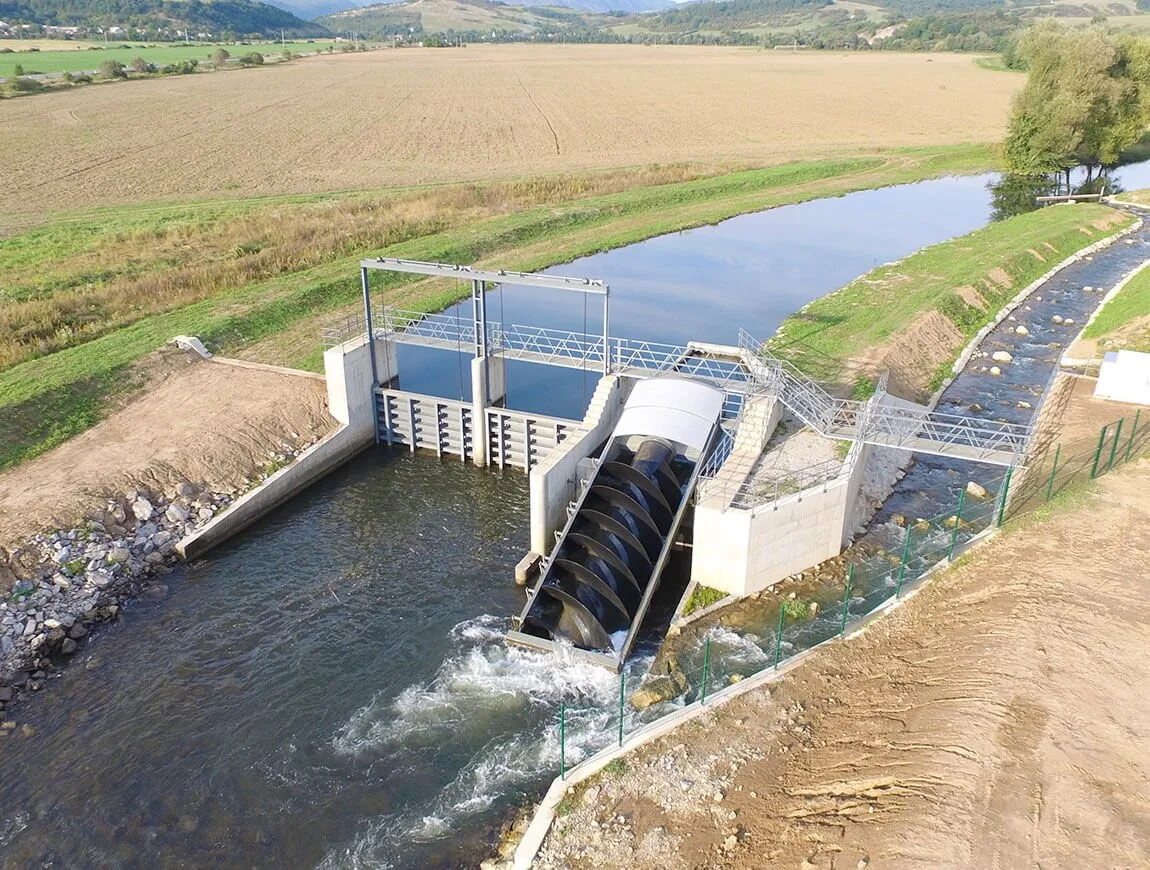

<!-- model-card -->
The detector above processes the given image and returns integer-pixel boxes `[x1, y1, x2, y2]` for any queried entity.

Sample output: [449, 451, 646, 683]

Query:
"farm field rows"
[0, 45, 1020, 223]
[0, 41, 343, 77]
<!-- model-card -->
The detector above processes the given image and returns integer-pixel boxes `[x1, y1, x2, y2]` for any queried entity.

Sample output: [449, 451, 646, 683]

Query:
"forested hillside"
[0, 0, 327, 36]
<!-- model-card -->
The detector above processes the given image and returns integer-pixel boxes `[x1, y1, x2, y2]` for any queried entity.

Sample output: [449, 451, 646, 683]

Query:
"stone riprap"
[0, 442, 314, 719]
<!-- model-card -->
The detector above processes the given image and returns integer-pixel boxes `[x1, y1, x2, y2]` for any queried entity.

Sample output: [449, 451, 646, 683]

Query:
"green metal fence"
[549, 408, 1150, 779]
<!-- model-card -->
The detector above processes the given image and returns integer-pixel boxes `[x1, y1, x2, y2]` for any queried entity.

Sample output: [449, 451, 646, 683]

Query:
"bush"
[129, 56, 156, 74]
[282, 50, 297, 60]
[13, 63, 23, 76]
[238, 51, 264, 66]
[161, 59, 199, 75]
[211, 48, 231, 69]
[98, 59, 127, 79]
[8, 77, 43, 93]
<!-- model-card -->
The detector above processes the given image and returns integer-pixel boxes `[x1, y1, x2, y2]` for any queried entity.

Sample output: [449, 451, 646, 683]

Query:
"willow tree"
[1005, 22, 1150, 187]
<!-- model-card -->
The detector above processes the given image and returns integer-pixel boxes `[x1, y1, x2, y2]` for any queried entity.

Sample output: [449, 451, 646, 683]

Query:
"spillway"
[507, 377, 725, 669]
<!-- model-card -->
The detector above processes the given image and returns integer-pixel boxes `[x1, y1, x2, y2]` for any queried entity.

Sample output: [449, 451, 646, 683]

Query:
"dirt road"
[538, 458, 1150, 869]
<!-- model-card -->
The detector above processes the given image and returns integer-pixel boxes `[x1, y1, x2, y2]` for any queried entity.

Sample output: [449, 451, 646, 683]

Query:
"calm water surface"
[4, 166, 1150, 868]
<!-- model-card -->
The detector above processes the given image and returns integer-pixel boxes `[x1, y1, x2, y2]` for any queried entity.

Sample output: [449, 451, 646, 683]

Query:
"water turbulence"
[325, 614, 640, 868]
[509, 377, 725, 668]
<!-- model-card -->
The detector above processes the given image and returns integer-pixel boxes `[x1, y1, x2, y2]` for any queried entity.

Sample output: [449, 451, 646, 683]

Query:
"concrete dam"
[179, 256, 1033, 672]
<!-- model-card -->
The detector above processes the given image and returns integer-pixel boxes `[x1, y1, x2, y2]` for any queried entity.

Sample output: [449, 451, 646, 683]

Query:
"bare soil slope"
[539, 459, 1150, 869]
[0, 353, 335, 553]
[0, 47, 1018, 221]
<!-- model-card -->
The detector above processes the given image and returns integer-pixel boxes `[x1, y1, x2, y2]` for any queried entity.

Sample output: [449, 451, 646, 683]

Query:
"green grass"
[766, 203, 1135, 390]
[0, 41, 343, 77]
[0, 144, 998, 470]
[1082, 258, 1150, 351]
[682, 584, 727, 615]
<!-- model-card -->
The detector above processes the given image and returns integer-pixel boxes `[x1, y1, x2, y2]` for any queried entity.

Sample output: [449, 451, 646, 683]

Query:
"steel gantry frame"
[358, 256, 611, 374]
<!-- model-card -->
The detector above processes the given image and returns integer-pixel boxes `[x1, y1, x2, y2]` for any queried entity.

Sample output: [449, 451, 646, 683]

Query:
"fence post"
[996, 466, 1014, 527]
[1045, 444, 1061, 502]
[773, 607, 785, 670]
[617, 671, 625, 747]
[1106, 418, 1125, 472]
[1090, 423, 1110, 478]
[947, 489, 966, 561]
[1125, 410, 1141, 463]
[840, 565, 854, 637]
[558, 702, 567, 779]
[895, 526, 913, 597]
[700, 637, 711, 705]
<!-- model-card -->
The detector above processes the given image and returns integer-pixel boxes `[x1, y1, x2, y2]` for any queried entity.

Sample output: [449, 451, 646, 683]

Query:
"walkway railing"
[326, 309, 1034, 464]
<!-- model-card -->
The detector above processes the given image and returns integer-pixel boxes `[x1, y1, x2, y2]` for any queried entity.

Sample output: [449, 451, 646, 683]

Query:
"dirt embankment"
[0, 351, 336, 585]
[538, 457, 1150, 869]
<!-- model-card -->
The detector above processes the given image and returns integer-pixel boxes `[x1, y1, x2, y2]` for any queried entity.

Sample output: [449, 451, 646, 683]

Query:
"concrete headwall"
[528, 375, 631, 555]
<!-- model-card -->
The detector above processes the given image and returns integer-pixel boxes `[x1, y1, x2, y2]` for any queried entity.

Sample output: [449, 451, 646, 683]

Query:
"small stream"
[3, 166, 1150, 869]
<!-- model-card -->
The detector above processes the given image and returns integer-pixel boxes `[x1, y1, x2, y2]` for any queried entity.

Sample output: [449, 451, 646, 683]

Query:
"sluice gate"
[507, 378, 725, 670]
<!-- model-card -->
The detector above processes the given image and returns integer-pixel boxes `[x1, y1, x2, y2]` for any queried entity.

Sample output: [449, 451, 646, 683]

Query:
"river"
[3, 163, 1149, 869]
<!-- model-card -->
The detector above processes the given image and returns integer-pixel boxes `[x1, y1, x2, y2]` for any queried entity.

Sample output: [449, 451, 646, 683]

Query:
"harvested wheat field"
[537, 457, 1150, 869]
[1, 46, 1019, 220]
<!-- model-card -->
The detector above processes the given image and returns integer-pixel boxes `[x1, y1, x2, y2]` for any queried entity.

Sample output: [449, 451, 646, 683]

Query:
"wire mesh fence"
[546, 406, 1149, 779]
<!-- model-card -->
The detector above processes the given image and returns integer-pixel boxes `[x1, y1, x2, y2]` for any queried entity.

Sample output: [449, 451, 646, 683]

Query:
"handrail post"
[895, 525, 913, 597]
[1107, 418, 1125, 472]
[1090, 423, 1109, 478]
[1045, 444, 1061, 502]
[1125, 409, 1141, 462]
[559, 702, 566, 779]
[997, 465, 1014, 527]
[617, 671, 626, 747]
[947, 488, 966, 561]
[773, 606, 785, 669]
[840, 565, 854, 637]
[700, 637, 711, 705]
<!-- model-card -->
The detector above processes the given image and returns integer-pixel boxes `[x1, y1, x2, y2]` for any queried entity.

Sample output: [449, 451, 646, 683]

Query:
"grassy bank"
[1082, 261, 1150, 353]
[0, 145, 995, 470]
[766, 203, 1135, 396]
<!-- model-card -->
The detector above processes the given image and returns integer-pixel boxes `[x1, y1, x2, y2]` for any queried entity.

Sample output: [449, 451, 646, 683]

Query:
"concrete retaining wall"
[176, 424, 372, 560]
[528, 375, 632, 555]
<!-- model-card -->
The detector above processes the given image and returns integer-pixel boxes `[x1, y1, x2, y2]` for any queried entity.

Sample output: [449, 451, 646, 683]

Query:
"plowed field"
[1, 46, 1020, 220]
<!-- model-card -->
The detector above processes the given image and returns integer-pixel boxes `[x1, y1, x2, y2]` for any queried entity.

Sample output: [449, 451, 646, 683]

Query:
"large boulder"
[631, 656, 689, 711]
[131, 498, 154, 522]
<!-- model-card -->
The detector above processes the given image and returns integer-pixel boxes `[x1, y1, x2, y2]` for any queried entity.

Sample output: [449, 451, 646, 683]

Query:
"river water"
[4, 165, 1150, 869]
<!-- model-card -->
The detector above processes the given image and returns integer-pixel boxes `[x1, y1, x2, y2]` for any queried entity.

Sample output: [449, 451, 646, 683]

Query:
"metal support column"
[602, 292, 610, 375]
[362, 267, 381, 444]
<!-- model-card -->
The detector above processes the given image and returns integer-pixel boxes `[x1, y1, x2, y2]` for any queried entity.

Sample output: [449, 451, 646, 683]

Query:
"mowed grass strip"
[0, 145, 992, 470]
[766, 204, 1136, 388]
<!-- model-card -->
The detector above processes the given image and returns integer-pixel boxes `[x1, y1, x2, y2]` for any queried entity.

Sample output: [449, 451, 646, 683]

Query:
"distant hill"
[309, 0, 1150, 43]
[267, 0, 370, 19]
[0, 0, 329, 36]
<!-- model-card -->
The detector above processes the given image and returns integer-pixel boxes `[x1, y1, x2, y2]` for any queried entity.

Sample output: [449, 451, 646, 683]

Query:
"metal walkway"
[347, 307, 1030, 466]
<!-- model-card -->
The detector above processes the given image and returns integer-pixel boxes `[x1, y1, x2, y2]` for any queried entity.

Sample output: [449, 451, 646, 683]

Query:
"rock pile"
[0, 481, 231, 716]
